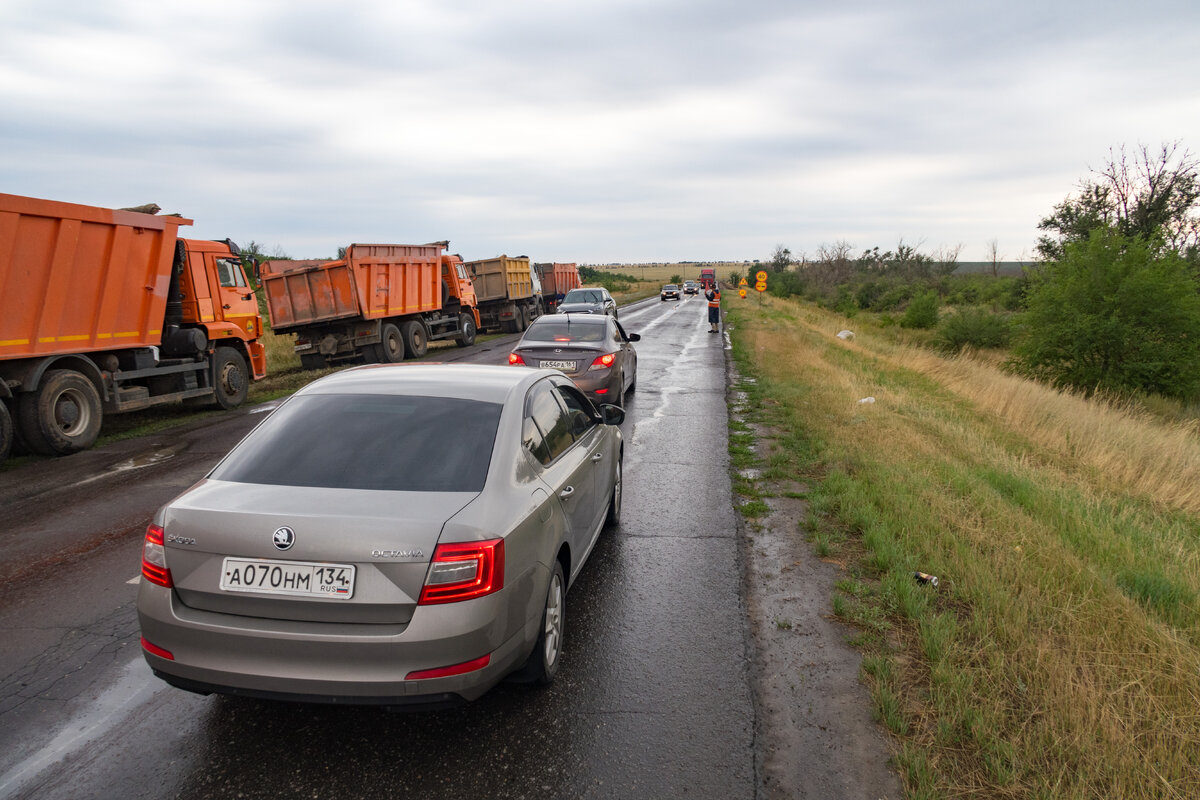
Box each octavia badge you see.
[273,527,295,551]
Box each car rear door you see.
[525,379,600,582]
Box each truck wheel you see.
[516,306,528,332]
[456,313,477,347]
[379,323,405,363]
[0,399,13,462]
[16,370,103,456]
[402,321,429,358]
[212,348,249,410]
[299,353,326,370]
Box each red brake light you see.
[406,654,491,680]
[141,524,173,588]
[419,539,504,605]
[141,636,174,661]
[590,352,616,370]
[508,352,525,366]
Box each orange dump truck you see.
[261,242,480,369]
[0,193,266,461]
[464,254,543,333]
[533,262,581,313]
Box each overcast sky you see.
[3,0,1198,263]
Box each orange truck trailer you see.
[533,262,581,313]
[0,193,266,461]
[465,254,543,333]
[261,242,480,369]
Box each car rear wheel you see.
[605,455,622,528]
[515,562,565,685]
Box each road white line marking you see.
[127,576,141,585]
[0,658,161,797]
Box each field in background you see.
[726,294,1200,799]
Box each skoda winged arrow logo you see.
[273,527,295,551]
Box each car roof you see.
[295,363,549,403]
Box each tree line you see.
[763,142,1200,401]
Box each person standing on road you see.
[705,283,721,332]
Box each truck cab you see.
[178,239,267,378]
[441,253,480,327]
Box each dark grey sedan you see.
[138,364,624,707]
[556,287,617,318]
[509,314,639,407]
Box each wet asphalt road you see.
[0,295,754,800]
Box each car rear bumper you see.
[137,567,543,705]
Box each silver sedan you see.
[137,364,624,707]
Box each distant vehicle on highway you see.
[661,284,681,301]
[509,314,639,407]
[556,287,617,318]
[137,363,625,707]
[682,281,699,295]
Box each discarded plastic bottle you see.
[913,571,939,587]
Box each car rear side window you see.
[526,382,574,463]
[210,394,502,491]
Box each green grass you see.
[725,294,1200,798]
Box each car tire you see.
[515,561,565,686]
[402,320,429,358]
[16,369,103,455]
[605,453,622,528]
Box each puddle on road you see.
[67,442,188,490]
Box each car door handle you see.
[559,486,575,499]
[591,452,603,462]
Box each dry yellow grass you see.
[727,296,1200,798]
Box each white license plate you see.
[220,557,356,599]
[540,360,577,371]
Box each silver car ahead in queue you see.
[137,363,624,708]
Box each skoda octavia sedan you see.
[138,363,624,707]
[509,314,639,407]
[555,287,618,318]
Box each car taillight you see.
[508,352,526,366]
[589,353,617,370]
[419,539,504,605]
[406,654,491,680]
[141,637,174,661]
[141,524,173,588]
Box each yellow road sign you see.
[738,288,747,298]
[755,281,767,292]
[755,271,768,283]
[738,277,748,286]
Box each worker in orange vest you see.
[705,283,721,332]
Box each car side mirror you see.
[627,333,641,342]
[599,404,625,425]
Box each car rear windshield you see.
[210,394,502,492]
[522,320,607,343]
[563,289,603,303]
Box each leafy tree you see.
[936,308,1011,352]
[769,244,793,273]
[900,291,939,329]
[1037,143,1200,261]
[1014,229,1200,398]
[670,274,682,284]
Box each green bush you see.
[900,291,939,329]
[1012,229,1200,399]
[935,308,1012,352]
